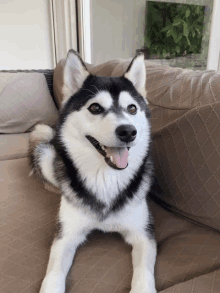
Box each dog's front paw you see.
[39,273,65,293]
[129,284,157,293]
[130,270,157,293]
[130,289,157,293]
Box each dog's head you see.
[58,50,151,170]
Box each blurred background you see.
[0,0,219,71]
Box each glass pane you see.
[138,0,214,70]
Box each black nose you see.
[116,124,137,143]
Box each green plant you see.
[145,1,205,59]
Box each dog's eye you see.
[88,103,104,114]
[127,104,137,115]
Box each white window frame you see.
[77,0,92,64]
[50,0,219,70]
[207,0,220,71]
[49,0,78,65]
[146,0,220,71]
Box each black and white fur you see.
[29,50,157,293]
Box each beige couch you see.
[1,59,220,293]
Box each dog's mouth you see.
[86,135,130,170]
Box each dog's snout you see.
[116,124,137,143]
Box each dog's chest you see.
[97,197,149,233]
[82,167,131,205]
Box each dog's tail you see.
[29,124,54,175]
[29,124,54,151]
[28,124,60,194]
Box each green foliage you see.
[145,1,205,59]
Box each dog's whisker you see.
[85,94,95,99]
[82,88,96,95]
[91,85,99,92]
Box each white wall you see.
[0,0,54,70]
[90,0,146,64]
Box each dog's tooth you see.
[101,146,105,151]
[110,156,113,162]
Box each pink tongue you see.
[105,147,129,168]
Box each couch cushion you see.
[159,269,220,293]
[150,199,220,291]
[0,72,58,133]
[0,133,30,161]
[1,158,220,293]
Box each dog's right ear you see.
[124,53,146,98]
[63,49,90,103]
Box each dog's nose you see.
[116,124,137,143]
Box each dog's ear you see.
[63,49,90,102]
[124,53,146,98]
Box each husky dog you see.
[29,50,157,293]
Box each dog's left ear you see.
[124,53,146,98]
[63,49,90,103]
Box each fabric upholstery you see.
[150,200,220,291]
[0,69,54,103]
[53,59,66,109]
[0,133,29,161]
[147,65,220,233]
[0,73,58,133]
[159,269,220,293]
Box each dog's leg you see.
[124,230,157,293]
[39,197,93,293]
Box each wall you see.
[90,0,146,64]
[0,0,54,70]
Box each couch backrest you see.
[0,69,55,107]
